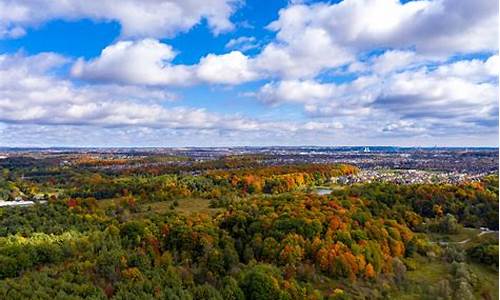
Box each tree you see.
[120,221,145,248]
[364,263,375,279]
[239,266,285,300]
[439,214,460,234]
[221,277,245,300]
[192,284,223,300]
[392,258,406,284]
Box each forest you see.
[0,155,497,299]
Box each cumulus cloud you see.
[256,54,498,134]
[433,55,499,82]
[225,36,260,52]
[0,0,238,39]
[376,65,498,123]
[258,80,338,104]
[1,52,341,136]
[269,0,497,55]
[0,122,352,147]
[71,39,194,86]
[254,27,353,79]
[69,0,498,87]
[370,50,426,75]
[0,52,222,128]
[252,0,498,79]
[196,51,259,85]
[1,0,498,145]
[381,120,426,134]
[72,40,259,86]
[258,76,380,117]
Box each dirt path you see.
[435,229,498,245]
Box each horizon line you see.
[0,145,498,149]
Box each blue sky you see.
[0,0,498,147]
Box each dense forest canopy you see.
[0,155,497,299]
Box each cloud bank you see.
[0,0,498,146]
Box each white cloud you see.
[1,0,498,146]
[225,36,260,52]
[71,39,194,86]
[0,0,238,39]
[68,0,498,86]
[258,80,337,104]
[72,40,260,86]
[270,0,497,55]
[252,0,498,79]
[0,122,353,147]
[434,55,499,82]
[301,121,343,130]
[1,52,341,137]
[257,76,380,118]
[376,65,498,123]
[254,27,353,79]
[196,51,259,85]
[66,35,493,138]
[0,26,25,39]
[1,52,218,128]
[370,50,421,74]
[256,55,498,134]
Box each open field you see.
[142,198,220,216]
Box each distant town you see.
[1,146,497,189]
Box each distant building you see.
[337,176,349,185]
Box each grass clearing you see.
[387,256,451,299]
[97,197,127,209]
[142,198,220,216]
[470,263,499,299]
[97,196,222,217]
[405,256,450,284]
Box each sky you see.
[0,0,498,147]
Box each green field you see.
[143,198,220,216]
